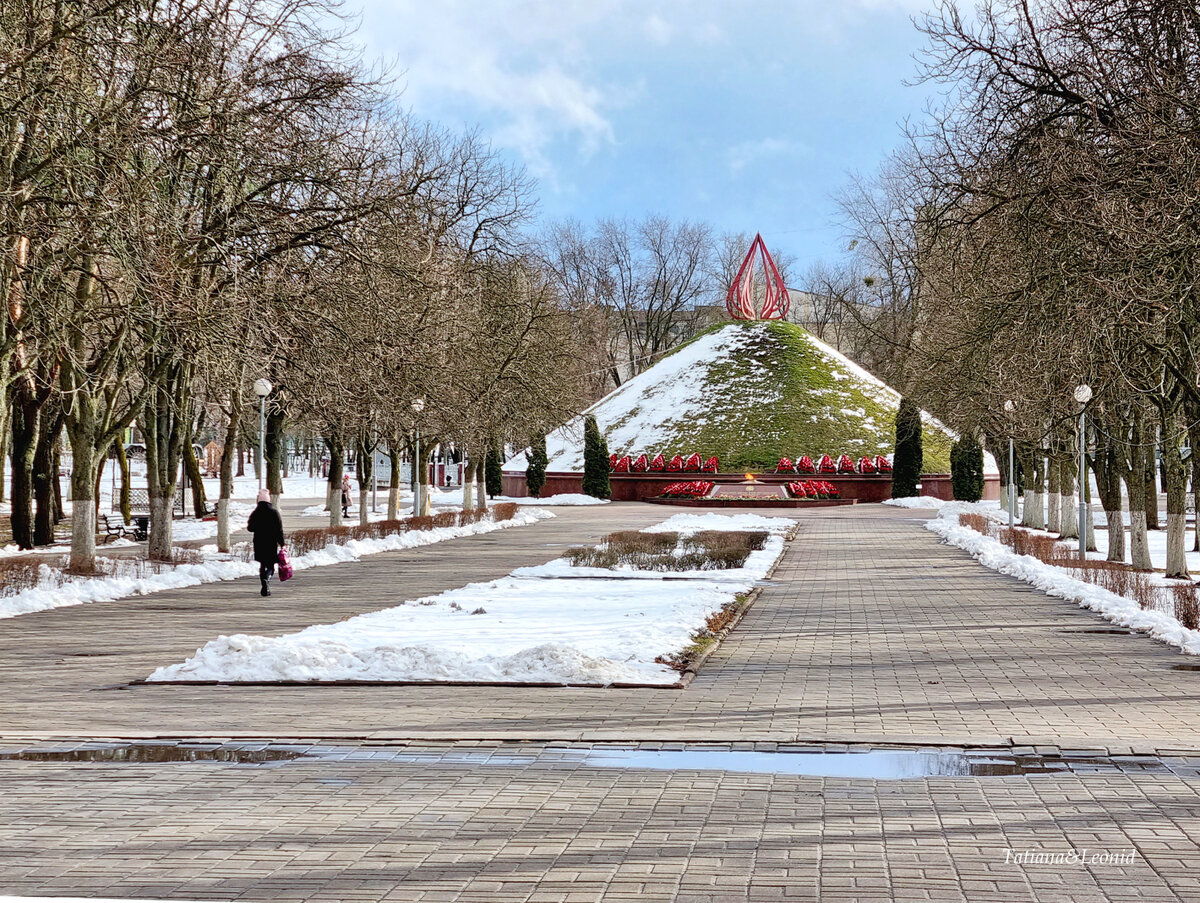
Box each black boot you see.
[260,567,271,597]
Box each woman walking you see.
[341,473,352,519]
[248,488,286,597]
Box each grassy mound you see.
[508,321,954,473]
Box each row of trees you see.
[833,0,1200,578]
[0,0,585,569]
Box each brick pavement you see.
[3,502,1200,901]
[1,745,1197,902]
[0,504,1196,750]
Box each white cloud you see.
[353,0,934,178]
[727,138,811,175]
[643,13,673,45]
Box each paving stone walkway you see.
[2,502,1199,901]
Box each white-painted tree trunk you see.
[70,494,96,572]
[68,443,97,572]
[475,461,487,511]
[1022,488,1043,529]
[1129,510,1152,570]
[999,484,1009,513]
[1047,458,1061,534]
[461,459,475,511]
[1058,491,1077,538]
[1104,506,1125,562]
[148,495,173,561]
[217,497,231,552]
[328,483,343,527]
[1166,513,1188,578]
[1059,479,1078,540]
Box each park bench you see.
[99,514,140,543]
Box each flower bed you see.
[614,451,890,476]
[787,480,841,499]
[660,481,715,499]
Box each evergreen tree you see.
[950,438,985,502]
[485,441,504,498]
[525,434,548,498]
[581,415,611,499]
[892,397,923,498]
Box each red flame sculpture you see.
[725,233,790,321]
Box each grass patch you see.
[615,321,954,472]
[657,591,754,673]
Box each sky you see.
[350,0,938,276]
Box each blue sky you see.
[352,0,937,273]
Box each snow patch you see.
[927,509,1200,655]
[148,514,789,686]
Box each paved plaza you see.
[2,504,1199,901]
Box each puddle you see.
[1066,628,1132,635]
[1171,662,1200,671]
[0,743,1190,779]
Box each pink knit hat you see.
[257,488,271,502]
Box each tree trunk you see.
[185,442,207,518]
[1190,423,1200,553]
[1047,456,1061,534]
[1093,427,1124,563]
[265,405,284,506]
[236,439,245,477]
[326,435,344,527]
[1162,410,1189,579]
[1145,452,1160,529]
[1019,448,1043,529]
[1059,458,1078,540]
[474,458,487,511]
[419,445,432,517]
[461,452,475,511]
[0,395,8,505]
[32,410,63,546]
[8,392,38,550]
[68,437,97,572]
[217,409,239,553]
[147,493,173,561]
[1122,410,1152,570]
[51,439,64,524]
[387,446,401,521]
[357,436,374,526]
[114,441,131,525]
[144,370,189,563]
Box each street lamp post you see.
[1003,399,1016,529]
[411,398,425,517]
[1074,384,1093,560]
[253,378,272,491]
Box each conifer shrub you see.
[526,434,548,498]
[485,441,504,498]
[950,438,985,501]
[892,397,923,498]
[581,415,611,499]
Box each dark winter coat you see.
[248,501,285,565]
